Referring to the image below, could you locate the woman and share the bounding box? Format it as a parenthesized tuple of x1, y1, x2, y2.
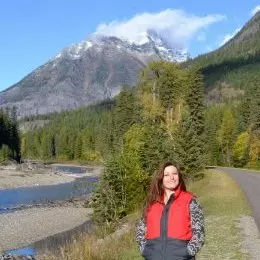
(136, 161, 205, 260)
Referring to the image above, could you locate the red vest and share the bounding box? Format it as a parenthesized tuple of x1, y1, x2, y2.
(145, 187, 194, 240)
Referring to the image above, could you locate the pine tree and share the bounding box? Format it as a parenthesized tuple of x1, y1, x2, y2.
(74, 133, 83, 159)
(0, 108, 21, 162)
(187, 69, 205, 136)
(250, 81, 260, 134)
(204, 105, 223, 165)
(239, 95, 251, 131)
(9, 107, 21, 161)
(179, 69, 207, 172)
(40, 131, 52, 160)
(175, 114, 205, 179)
(113, 87, 139, 151)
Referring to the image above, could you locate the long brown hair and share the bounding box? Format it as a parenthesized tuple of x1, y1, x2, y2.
(143, 161, 186, 217)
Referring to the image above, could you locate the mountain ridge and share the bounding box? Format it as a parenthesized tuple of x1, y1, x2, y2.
(0, 30, 188, 118)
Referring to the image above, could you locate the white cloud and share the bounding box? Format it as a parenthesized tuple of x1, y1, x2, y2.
(219, 27, 241, 46)
(94, 9, 226, 50)
(251, 5, 260, 16)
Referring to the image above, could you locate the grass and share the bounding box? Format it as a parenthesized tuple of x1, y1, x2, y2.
(189, 169, 252, 260)
(41, 169, 252, 260)
(189, 169, 251, 217)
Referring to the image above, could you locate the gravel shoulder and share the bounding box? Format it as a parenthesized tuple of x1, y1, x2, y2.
(217, 167, 260, 260)
(238, 216, 260, 260)
(217, 167, 260, 231)
(0, 169, 76, 190)
(0, 207, 92, 252)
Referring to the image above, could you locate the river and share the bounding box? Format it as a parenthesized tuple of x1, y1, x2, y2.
(0, 164, 100, 257)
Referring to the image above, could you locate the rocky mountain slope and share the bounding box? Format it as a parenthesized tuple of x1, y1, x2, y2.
(0, 30, 187, 118)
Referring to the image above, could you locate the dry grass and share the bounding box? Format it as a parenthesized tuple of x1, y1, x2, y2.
(40, 216, 139, 260)
(41, 169, 252, 260)
(189, 169, 251, 217)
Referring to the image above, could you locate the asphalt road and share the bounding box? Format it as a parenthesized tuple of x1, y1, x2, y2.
(217, 167, 260, 231)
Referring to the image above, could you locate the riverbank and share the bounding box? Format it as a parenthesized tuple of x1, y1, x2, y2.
(0, 207, 92, 253)
(0, 169, 77, 190)
(0, 163, 103, 190)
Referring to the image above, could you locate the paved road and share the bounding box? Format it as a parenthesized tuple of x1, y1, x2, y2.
(217, 167, 260, 231)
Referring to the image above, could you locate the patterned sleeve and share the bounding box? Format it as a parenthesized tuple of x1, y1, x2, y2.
(187, 198, 205, 256)
(135, 218, 147, 253)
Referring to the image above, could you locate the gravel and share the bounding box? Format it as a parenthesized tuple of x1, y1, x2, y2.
(0, 170, 76, 190)
(0, 207, 92, 253)
(218, 167, 260, 259)
(238, 216, 260, 260)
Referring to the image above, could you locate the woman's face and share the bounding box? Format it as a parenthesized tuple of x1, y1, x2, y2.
(163, 165, 179, 190)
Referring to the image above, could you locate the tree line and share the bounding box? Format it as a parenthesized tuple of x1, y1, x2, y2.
(206, 77, 260, 169)
(0, 107, 20, 163)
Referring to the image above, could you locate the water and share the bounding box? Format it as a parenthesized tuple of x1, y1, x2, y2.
(0, 176, 98, 211)
(7, 246, 36, 256)
(0, 165, 99, 256)
(54, 165, 91, 174)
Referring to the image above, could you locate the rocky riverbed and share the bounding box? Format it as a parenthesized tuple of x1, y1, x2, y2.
(0, 168, 77, 190)
(0, 162, 103, 190)
(0, 162, 102, 258)
(0, 207, 93, 253)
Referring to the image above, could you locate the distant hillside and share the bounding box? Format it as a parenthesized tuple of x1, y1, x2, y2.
(185, 11, 260, 104)
(188, 11, 260, 68)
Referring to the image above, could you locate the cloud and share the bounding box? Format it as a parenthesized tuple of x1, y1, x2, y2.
(219, 27, 241, 46)
(251, 5, 260, 16)
(94, 9, 226, 50)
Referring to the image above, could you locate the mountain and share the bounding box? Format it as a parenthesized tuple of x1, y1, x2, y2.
(185, 11, 260, 104)
(0, 30, 188, 118)
(188, 11, 260, 68)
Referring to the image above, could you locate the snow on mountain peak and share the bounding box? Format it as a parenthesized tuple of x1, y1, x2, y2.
(55, 40, 93, 60)
(90, 29, 188, 62)
(54, 29, 188, 63)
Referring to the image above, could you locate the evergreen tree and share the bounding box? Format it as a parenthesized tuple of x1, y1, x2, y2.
(9, 107, 21, 161)
(113, 87, 138, 140)
(0, 108, 20, 163)
(40, 131, 52, 160)
(250, 81, 260, 134)
(204, 105, 223, 165)
(239, 95, 251, 131)
(175, 114, 205, 179)
(74, 133, 83, 159)
(187, 69, 205, 136)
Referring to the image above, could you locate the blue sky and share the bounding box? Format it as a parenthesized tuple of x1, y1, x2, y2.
(1, 0, 260, 92)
